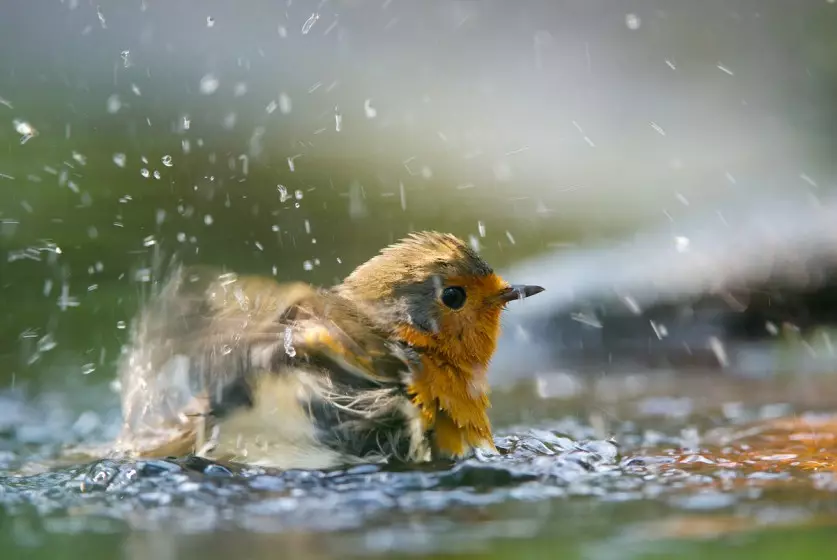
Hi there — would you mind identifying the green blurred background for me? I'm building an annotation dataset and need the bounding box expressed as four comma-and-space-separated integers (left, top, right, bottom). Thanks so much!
2, 0, 836, 396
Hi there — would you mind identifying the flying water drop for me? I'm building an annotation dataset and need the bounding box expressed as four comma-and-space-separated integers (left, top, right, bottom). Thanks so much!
301, 13, 319, 34
199, 74, 220, 95
284, 327, 297, 357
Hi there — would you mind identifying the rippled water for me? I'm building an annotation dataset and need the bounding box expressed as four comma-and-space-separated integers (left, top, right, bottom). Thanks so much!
3, 366, 837, 559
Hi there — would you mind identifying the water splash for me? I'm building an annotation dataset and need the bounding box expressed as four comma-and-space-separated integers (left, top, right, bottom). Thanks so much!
283, 327, 296, 357
301, 13, 319, 34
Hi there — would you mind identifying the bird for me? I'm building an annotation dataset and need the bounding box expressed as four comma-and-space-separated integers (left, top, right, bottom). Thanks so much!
112, 231, 545, 470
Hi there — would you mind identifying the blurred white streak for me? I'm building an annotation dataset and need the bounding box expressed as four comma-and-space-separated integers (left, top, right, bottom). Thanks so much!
492, 192, 837, 384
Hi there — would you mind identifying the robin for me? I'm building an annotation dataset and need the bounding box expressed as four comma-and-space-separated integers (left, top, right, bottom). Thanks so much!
114, 231, 544, 469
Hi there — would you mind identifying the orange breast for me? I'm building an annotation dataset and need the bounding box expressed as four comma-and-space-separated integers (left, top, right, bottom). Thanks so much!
407, 352, 496, 457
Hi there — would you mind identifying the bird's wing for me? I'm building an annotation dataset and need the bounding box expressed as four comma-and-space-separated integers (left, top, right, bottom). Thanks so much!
114, 264, 416, 458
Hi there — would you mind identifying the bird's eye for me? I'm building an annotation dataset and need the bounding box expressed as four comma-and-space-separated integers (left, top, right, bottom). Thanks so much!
440, 286, 467, 310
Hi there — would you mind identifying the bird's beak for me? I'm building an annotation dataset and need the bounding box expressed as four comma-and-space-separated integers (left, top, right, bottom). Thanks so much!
496, 284, 545, 303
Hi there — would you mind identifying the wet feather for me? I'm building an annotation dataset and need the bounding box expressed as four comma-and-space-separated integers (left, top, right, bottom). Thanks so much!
113, 232, 544, 469
115, 265, 427, 468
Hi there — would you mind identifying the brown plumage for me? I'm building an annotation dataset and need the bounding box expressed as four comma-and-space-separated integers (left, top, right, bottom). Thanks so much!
113, 232, 544, 469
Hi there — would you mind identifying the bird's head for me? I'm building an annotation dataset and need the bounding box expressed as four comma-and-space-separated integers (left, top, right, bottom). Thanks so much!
337, 231, 544, 368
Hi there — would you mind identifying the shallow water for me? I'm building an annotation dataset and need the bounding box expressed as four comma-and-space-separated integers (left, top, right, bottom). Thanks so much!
3, 365, 837, 559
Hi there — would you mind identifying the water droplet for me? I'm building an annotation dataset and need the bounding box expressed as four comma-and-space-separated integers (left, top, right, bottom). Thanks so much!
302, 260, 313, 271
279, 93, 292, 114
625, 13, 641, 30
106, 94, 122, 114
364, 99, 377, 119
800, 173, 818, 187
82, 363, 96, 375
161, 155, 173, 167
301, 13, 319, 34
177, 232, 186, 242
294, 190, 303, 200
206, 16, 215, 27
284, 327, 297, 357
717, 63, 734, 76
266, 100, 277, 114
113, 153, 126, 167
116, 321, 126, 330
153, 170, 161, 180
134, 268, 151, 283
199, 73, 220, 95
58, 282, 80, 310
120, 50, 131, 68
277, 185, 289, 202
477, 221, 486, 237
13, 119, 37, 144
140, 168, 150, 178
37, 334, 57, 353
469, 235, 480, 253
204, 214, 214, 225
131, 83, 142, 96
